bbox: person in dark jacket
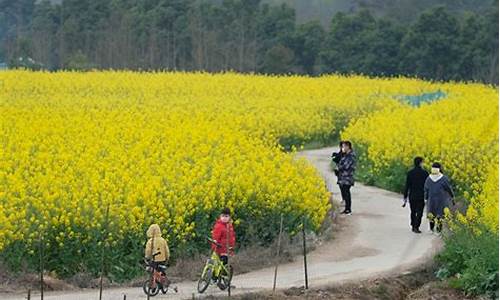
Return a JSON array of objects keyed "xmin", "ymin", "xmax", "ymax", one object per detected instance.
[
  {"xmin": 403, "ymin": 157, "xmax": 429, "ymax": 233},
  {"xmin": 337, "ymin": 141, "xmax": 356, "ymax": 215},
  {"xmin": 424, "ymin": 162, "xmax": 455, "ymax": 233}
]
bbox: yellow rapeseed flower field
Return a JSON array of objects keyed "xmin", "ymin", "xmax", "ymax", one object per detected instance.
[{"xmin": 0, "ymin": 70, "xmax": 497, "ymax": 278}]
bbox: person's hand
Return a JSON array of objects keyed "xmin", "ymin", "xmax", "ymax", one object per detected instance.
[{"xmin": 402, "ymin": 197, "xmax": 408, "ymax": 207}]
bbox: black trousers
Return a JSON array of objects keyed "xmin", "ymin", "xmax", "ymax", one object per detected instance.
[
  {"xmin": 219, "ymin": 255, "xmax": 228, "ymax": 265},
  {"xmin": 218, "ymin": 255, "xmax": 229, "ymax": 276},
  {"xmin": 409, "ymin": 200, "xmax": 424, "ymax": 229},
  {"xmin": 152, "ymin": 261, "xmax": 167, "ymax": 275},
  {"xmin": 339, "ymin": 184, "xmax": 352, "ymax": 212}
]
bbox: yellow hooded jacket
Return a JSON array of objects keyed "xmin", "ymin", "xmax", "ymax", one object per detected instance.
[{"xmin": 145, "ymin": 224, "xmax": 170, "ymax": 262}]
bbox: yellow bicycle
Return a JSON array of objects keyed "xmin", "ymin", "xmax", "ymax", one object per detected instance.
[{"xmin": 197, "ymin": 237, "xmax": 233, "ymax": 293}]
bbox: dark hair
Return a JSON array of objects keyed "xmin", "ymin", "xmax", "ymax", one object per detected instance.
[
  {"xmin": 432, "ymin": 162, "xmax": 442, "ymax": 170},
  {"xmin": 342, "ymin": 141, "xmax": 352, "ymax": 149},
  {"xmin": 414, "ymin": 157, "xmax": 424, "ymax": 167},
  {"xmin": 221, "ymin": 207, "xmax": 231, "ymax": 216}
]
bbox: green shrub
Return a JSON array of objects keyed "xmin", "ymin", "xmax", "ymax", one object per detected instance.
[{"xmin": 436, "ymin": 224, "xmax": 499, "ymax": 299}]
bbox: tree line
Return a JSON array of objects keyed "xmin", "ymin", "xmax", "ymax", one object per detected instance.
[{"xmin": 0, "ymin": 0, "xmax": 498, "ymax": 83}]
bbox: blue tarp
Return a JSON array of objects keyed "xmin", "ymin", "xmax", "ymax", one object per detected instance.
[{"xmin": 395, "ymin": 90, "xmax": 447, "ymax": 106}]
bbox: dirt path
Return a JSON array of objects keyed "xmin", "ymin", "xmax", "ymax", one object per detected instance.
[{"xmin": 2, "ymin": 147, "xmax": 441, "ymax": 300}]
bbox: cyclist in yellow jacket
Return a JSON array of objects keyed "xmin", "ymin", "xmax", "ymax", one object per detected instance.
[{"xmin": 145, "ymin": 224, "xmax": 170, "ymax": 275}]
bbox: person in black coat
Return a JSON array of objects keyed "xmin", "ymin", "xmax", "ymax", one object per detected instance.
[
  {"xmin": 403, "ymin": 157, "xmax": 429, "ymax": 233},
  {"xmin": 337, "ymin": 141, "xmax": 356, "ymax": 215}
]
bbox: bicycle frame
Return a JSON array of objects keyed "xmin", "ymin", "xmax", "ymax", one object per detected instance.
[
  {"xmin": 198, "ymin": 237, "xmax": 234, "ymax": 294},
  {"xmin": 202, "ymin": 251, "xmax": 230, "ymax": 279},
  {"xmin": 145, "ymin": 259, "xmax": 168, "ymax": 288},
  {"xmin": 149, "ymin": 269, "xmax": 163, "ymax": 287}
]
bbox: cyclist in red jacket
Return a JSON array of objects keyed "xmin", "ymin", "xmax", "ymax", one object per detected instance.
[{"xmin": 211, "ymin": 207, "xmax": 236, "ymax": 267}]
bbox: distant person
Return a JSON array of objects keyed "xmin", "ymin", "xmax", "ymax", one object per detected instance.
[
  {"xmin": 424, "ymin": 162, "xmax": 455, "ymax": 233},
  {"xmin": 403, "ymin": 157, "xmax": 429, "ymax": 233},
  {"xmin": 337, "ymin": 141, "xmax": 356, "ymax": 215}
]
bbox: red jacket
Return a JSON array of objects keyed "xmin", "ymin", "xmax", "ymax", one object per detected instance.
[{"xmin": 211, "ymin": 219, "xmax": 236, "ymax": 255}]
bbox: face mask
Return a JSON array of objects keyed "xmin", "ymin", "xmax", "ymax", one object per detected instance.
[{"xmin": 431, "ymin": 167, "xmax": 440, "ymax": 174}]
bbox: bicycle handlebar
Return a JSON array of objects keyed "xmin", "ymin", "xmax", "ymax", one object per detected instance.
[
  {"xmin": 144, "ymin": 252, "xmax": 161, "ymax": 262},
  {"xmin": 207, "ymin": 237, "xmax": 221, "ymax": 247},
  {"xmin": 207, "ymin": 237, "xmax": 234, "ymax": 251}
]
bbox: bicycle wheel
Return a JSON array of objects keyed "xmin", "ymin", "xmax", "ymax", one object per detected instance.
[
  {"xmin": 197, "ymin": 265, "xmax": 212, "ymax": 293},
  {"xmin": 143, "ymin": 279, "xmax": 160, "ymax": 296}
]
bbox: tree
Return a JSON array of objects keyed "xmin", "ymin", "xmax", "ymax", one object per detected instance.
[
  {"xmin": 363, "ymin": 19, "xmax": 404, "ymax": 76},
  {"xmin": 256, "ymin": 3, "xmax": 296, "ymax": 72},
  {"xmin": 1, "ymin": 0, "xmax": 496, "ymax": 83},
  {"xmin": 0, "ymin": 0, "xmax": 36, "ymax": 63},
  {"xmin": 31, "ymin": 1, "xmax": 59, "ymax": 68},
  {"xmin": 261, "ymin": 44, "xmax": 294, "ymax": 74},
  {"xmin": 458, "ymin": 10, "xmax": 498, "ymax": 83},
  {"xmin": 291, "ymin": 20, "xmax": 325, "ymax": 75},
  {"xmin": 399, "ymin": 6, "xmax": 462, "ymax": 81},
  {"xmin": 320, "ymin": 10, "xmax": 378, "ymax": 74}
]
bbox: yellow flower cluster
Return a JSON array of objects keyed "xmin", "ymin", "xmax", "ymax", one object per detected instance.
[
  {"xmin": 461, "ymin": 163, "xmax": 499, "ymax": 233},
  {"xmin": 342, "ymin": 82, "xmax": 498, "ymax": 232}
]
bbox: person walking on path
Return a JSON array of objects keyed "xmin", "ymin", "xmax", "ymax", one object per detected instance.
[
  {"xmin": 424, "ymin": 162, "xmax": 455, "ymax": 233},
  {"xmin": 337, "ymin": 141, "xmax": 356, "ymax": 215},
  {"xmin": 403, "ymin": 157, "xmax": 429, "ymax": 233}
]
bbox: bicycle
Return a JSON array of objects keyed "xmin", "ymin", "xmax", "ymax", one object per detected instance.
[
  {"xmin": 142, "ymin": 252, "xmax": 178, "ymax": 296},
  {"xmin": 197, "ymin": 237, "xmax": 234, "ymax": 294}
]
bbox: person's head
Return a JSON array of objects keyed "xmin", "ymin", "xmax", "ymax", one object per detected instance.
[
  {"xmin": 147, "ymin": 224, "xmax": 162, "ymax": 238},
  {"xmin": 220, "ymin": 207, "xmax": 231, "ymax": 223},
  {"xmin": 414, "ymin": 157, "xmax": 424, "ymax": 167},
  {"xmin": 431, "ymin": 162, "xmax": 442, "ymax": 174},
  {"xmin": 341, "ymin": 141, "xmax": 352, "ymax": 153}
]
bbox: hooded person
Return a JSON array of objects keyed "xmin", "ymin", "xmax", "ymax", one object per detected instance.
[
  {"xmin": 424, "ymin": 162, "xmax": 455, "ymax": 233},
  {"xmin": 211, "ymin": 207, "xmax": 236, "ymax": 266},
  {"xmin": 145, "ymin": 224, "xmax": 170, "ymax": 274}
]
